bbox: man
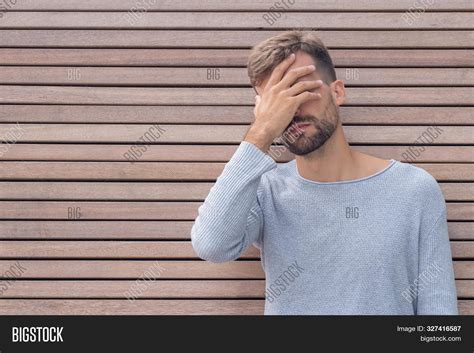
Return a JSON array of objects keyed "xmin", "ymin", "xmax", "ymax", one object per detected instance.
[{"xmin": 191, "ymin": 31, "xmax": 458, "ymax": 315}]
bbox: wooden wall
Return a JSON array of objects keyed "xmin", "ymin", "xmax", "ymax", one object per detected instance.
[{"xmin": 0, "ymin": 0, "xmax": 472, "ymax": 315}]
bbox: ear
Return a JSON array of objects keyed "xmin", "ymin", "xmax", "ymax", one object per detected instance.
[{"xmin": 330, "ymin": 80, "xmax": 346, "ymax": 106}]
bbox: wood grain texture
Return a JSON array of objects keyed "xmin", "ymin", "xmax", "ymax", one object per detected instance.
[
  {"xmin": 0, "ymin": 240, "xmax": 469, "ymax": 258},
  {"xmin": 0, "ymin": 125, "xmax": 470, "ymax": 143},
  {"xmin": 0, "ymin": 30, "xmax": 471, "ymax": 48},
  {"xmin": 0, "ymin": 163, "xmax": 470, "ymax": 181},
  {"xmin": 3, "ymin": 0, "xmax": 472, "ymax": 11},
  {"xmin": 0, "ymin": 12, "xmax": 472, "ymax": 30},
  {"xmin": 0, "ymin": 202, "xmax": 470, "ymax": 220},
  {"xmin": 0, "ymin": 2, "xmax": 471, "ymax": 315},
  {"xmin": 1, "ymin": 106, "xmax": 472, "ymax": 124},
  {"xmin": 0, "ymin": 299, "xmax": 472, "ymax": 315},
  {"xmin": 1, "ymin": 67, "xmax": 472, "ymax": 85},
  {"xmin": 0, "ymin": 221, "xmax": 471, "ymax": 240},
  {"xmin": 0, "ymin": 182, "xmax": 471, "ymax": 201},
  {"xmin": 1, "ymin": 145, "xmax": 473, "ymax": 163},
  {"xmin": 1, "ymin": 280, "xmax": 473, "ymax": 298},
  {"xmin": 1, "ymin": 49, "xmax": 472, "ymax": 67},
  {"xmin": 1, "ymin": 260, "xmax": 473, "ymax": 279},
  {"xmin": 0, "ymin": 86, "xmax": 471, "ymax": 105}
]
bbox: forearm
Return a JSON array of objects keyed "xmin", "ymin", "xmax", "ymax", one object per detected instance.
[{"xmin": 191, "ymin": 141, "xmax": 276, "ymax": 262}]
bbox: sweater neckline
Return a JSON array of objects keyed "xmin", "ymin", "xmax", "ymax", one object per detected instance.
[{"xmin": 291, "ymin": 158, "xmax": 398, "ymax": 186}]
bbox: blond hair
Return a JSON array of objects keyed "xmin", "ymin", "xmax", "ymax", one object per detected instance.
[{"xmin": 247, "ymin": 31, "xmax": 337, "ymax": 87}]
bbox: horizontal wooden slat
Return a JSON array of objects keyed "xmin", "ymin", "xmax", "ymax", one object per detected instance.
[
  {"xmin": 0, "ymin": 202, "xmax": 469, "ymax": 220},
  {"xmin": 0, "ymin": 49, "xmax": 472, "ymax": 67},
  {"xmin": 1, "ymin": 260, "xmax": 472, "ymax": 279},
  {"xmin": 1, "ymin": 12, "xmax": 472, "ymax": 29},
  {"xmin": 1, "ymin": 106, "xmax": 472, "ymax": 124},
  {"xmin": 0, "ymin": 221, "xmax": 194, "ymax": 239},
  {"xmin": 1, "ymin": 145, "xmax": 473, "ymax": 163},
  {"xmin": 0, "ymin": 241, "xmax": 260, "ymax": 259},
  {"xmin": 0, "ymin": 221, "xmax": 471, "ymax": 240},
  {"xmin": 0, "ymin": 31, "xmax": 471, "ymax": 48},
  {"xmin": 451, "ymin": 242, "xmax": 474, "ymax": 258},
  {"xmin": 0, "ymin": 125, "xmax": 470, "ymax": 143},
  {"xmin": 1, "ymin": 280, "xmax": 473, "ymax": 298},
  {"xmin": 440, "ymin": 184, "xmax": 474, "ymax": 201},
  {"xmin": 0, "ymin": 299, "xmax": 264, "ymax": 315},
  {"xmin": 458, "ymin": 300, "xmax": 474, "ymax": 314},
  {"xmin": 0, "ymin": 182, "xmax": 471, "ymax": 201},
  {"xmin": 0, "ymin": 280, "xmax": 265, "ymax": 298},
  {"xmin": 0, "ymin": 240, "xmax": 469, "ymax": 258},
  {"xmin": 1, "ymin": 67, "xmax": 472, "ymax": 86},
  {"xmin": 0, "ymin": 163, "xmax": 470, "ymax": 181},
  {"xmin": 4, "ymin": 0, "xmax": 473, "ymax": 11},
  {"xmin": 0, "ymin": 299, "xmax": 472, "ymax": 315},
  {"xmin": 457, "ymin": 280, "xmax": 474, "ymax": 298},
  {"xmin": 1, "ymin": 86, "xmax": 472, "ymax": 105},
  {"xmin": 0, "ymin": 260, "xmax": 265, "ymax": 278}
]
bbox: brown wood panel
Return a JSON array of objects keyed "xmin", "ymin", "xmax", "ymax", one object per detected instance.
[
  {"xmin": 1, "ymin": 145, "xmax": 473, "ymax": 163},
  {"xmin": 0, "ymin": 30, "xmax": 470, "ymax": 48},
  {"xmin": 0, "ymin": 12, "xmax": 472, "ymax": 29},
  {"xmin": 451, "ymin": 242, "xmax": 474, "ymax": 258},
  {"xmin": 0, "ymin": 280, "xmax": 266, "ymax": 298},
  {"xmin": 0, "ymin": 299, "xmax": 472, "ymax": 315},
  {"xmin": 0, "ymin": 163, "xmax": 470, "ymax": 181},
  {"xmin": 0, "ymin": 1, "xmax": 470, "ymax": 316},
  {"xmin": 0, "ymin": 182, "xmax": 471, "ymax": 201},
  {"xmin": 0, "ymin": 124, "xmax": 470, "ymax": 144},
  {"xmin": 1, "ymin": 106, "xmax": 472, "ymax": 124},
  {"xmin": 0, "ymin": 201, "xmax": 469, "ymax": 220},
  {"xmin": 0, "ymin": 49, "xmax": 472, "ymax": 67},
  {"xmin": 0, "ymin": 260, "xmax": 266, "ymax": 279},
  {"xmin": 1, "ymin": 67, "xmax": 472, "ymax": 86},
  {"xmin": 0, "ymin": 299, "xmax": 264, "ymax": 315},
  {"xmin": 1, "ymin": 260, "xmax": 473, "ymax": 279},
  {"xmin": 0, "ymin": 241, "xmax": 260, "ymax": 259},
  {"xmin": 0, "ymin": 240, "xmax": 468, "ymax": 258},
  {"xmin": 0, "ymin": 221, "xmax": 194, "ymax": 239},
  {"xmin": 458, "ymin": 300, "xmax": 474, "ymax": 315},
  {"xmin": 0, "ymin": 86, "xmax": 471, "ymax": 105},
  {"xmin": 4, "ymin": 0, "xmax": 473, "ymax": 11},
  {"xmin": 457, "ymin": 280, "xmax": 474, "ymax": 298},
  {"xmin": 0, "ymin": 221, "xmax": 471, "ymax": 240},
  {"xmin": 1, "ymin": 280, "xmax": 473, "ymax": 298}
]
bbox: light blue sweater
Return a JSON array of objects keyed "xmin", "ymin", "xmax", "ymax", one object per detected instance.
[{"xmin": 191, "ymin": 141, "xmax": 458, "ymax": 315}]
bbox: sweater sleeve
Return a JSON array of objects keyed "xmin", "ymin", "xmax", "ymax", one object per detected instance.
[
  {"xmin": 191, "ymin": 141, "xmax": 277, "ymax": 263},
  {"xmin": 416, "ymin": 206, "xmax": 458, "ymax": 315}
]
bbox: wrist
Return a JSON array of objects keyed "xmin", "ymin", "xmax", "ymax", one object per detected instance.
[{"xmin": 244, "ymin": 124, "xmax": 274, "ymax": 153}]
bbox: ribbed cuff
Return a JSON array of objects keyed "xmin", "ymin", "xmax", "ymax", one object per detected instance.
[{"xmin": 225, "ymin": 141, "xmax": 277, "ymax": 176}]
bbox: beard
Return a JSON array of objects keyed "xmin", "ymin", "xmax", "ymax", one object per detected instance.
[{"xmin": 280, "ymin": 97, "xmax": 339, "ymax": 156}]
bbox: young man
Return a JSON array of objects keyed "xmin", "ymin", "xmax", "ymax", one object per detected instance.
[{"xmin": 191, "ymin": 31, "xmax": 458, "ymax": 315}]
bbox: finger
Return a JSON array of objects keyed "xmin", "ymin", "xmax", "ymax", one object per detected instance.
[
  {"xmin": 264, "ymin": 53, "xmax": 296, "ymax": 90},
  {"xmin": 284, "ymin": 80, "xmax": 323, "ymax": 97},
  {"xmin": 293, "ymin": 91, "xmax": 321, "ymax": 106},
  {"xmin": 276, "ymin": 64, "xmax": 316, "ymax": 91}
]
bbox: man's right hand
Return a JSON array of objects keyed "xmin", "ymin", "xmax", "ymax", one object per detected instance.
[{"xmin": 244, "ymin": 53, "xmax": 323, "ymax": 153}]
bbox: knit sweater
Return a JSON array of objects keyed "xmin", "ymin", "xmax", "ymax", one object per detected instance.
[{"xmin": 191, "ymin": 141, "xmax": 458, "ymax": 315}]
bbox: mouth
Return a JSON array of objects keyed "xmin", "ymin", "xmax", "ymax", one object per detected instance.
[{"xmin": 287, "ymin": 122, "xmax": 311, "ymax": 136}]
